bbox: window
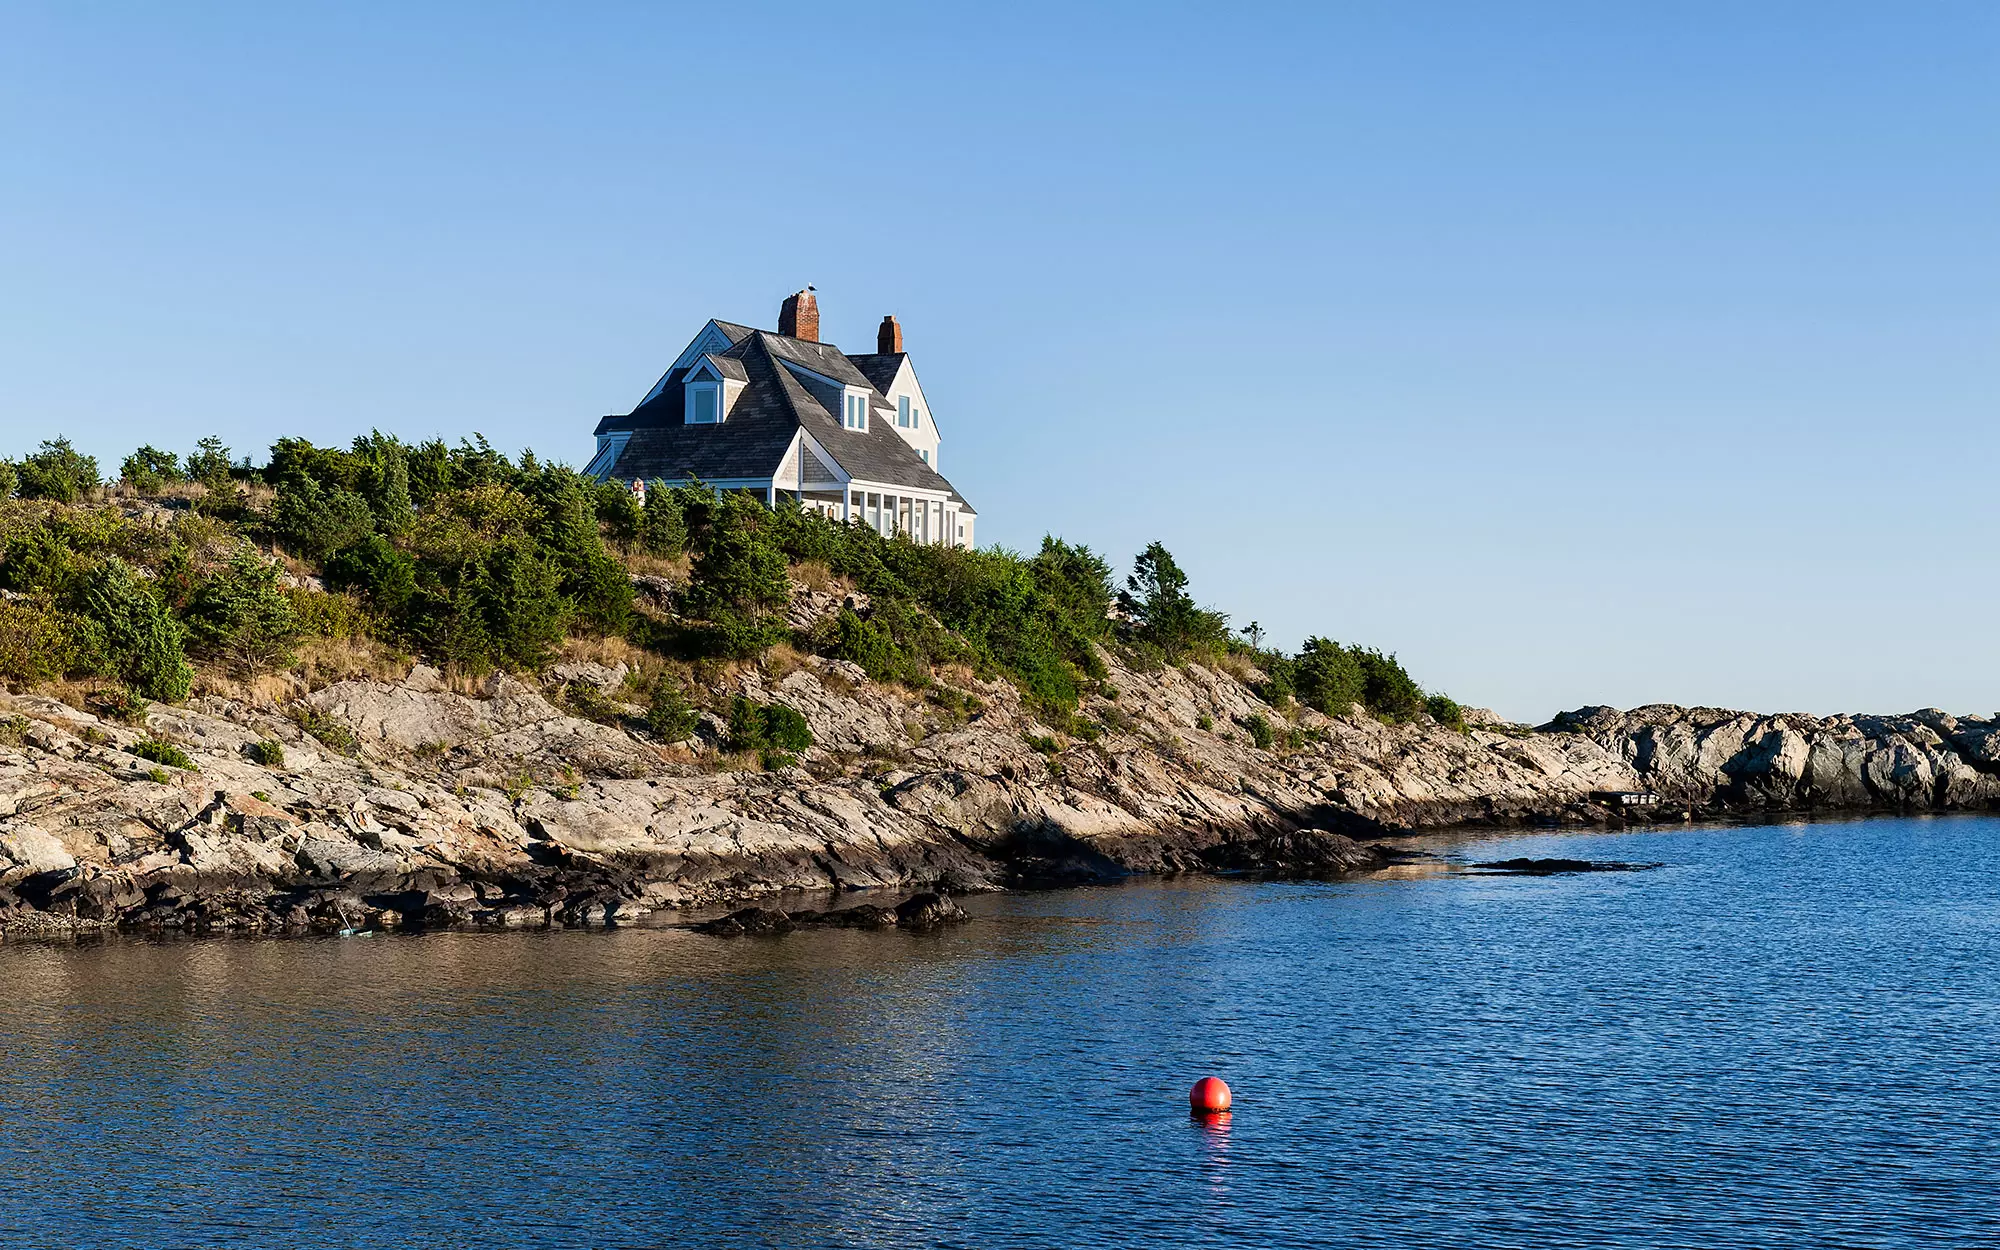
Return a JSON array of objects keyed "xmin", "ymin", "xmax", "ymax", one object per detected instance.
[
  {"xmin": 693, "ymin": 388, "xmax": 717, "ymax": 423},
  {"xmin": 919, "ymin": 449, "xmax": 929, "ymax": 464},
  {"xmin": 898, "ymin": 396, "xmax": 911, "ymax": 427},
  {"xmin": 844, "ymin": 392, "xmax": 868, "ymax": 431}
]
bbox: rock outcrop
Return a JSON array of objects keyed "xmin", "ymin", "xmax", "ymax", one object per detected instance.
[
  {"xmin": 2, "ymin": 651, "xmax": 1993, "ymax": 936},
  {"xmin": 1545, "ymin": 705, "xmax": 2000, "ymax": 812}
]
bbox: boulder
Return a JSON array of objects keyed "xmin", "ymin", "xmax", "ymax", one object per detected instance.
[{"xmin": 894, "ymin": 892, "xmax": 967, "ymax": 930}]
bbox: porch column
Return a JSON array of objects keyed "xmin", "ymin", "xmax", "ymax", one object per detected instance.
[{"xmin": 842, "ymin": 484, "xmax": 851, "ymax": 523}]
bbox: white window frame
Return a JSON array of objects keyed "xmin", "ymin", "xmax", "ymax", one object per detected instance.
[
  {"xmin": 898, "ymin": 396, "xmax": 911, "ymax": 427},
  {"xmin": 843, "ymin": 389, "xmax": 870, "ymax": 432},
  {"xmin": 687, "ymin": 381, "xmax": 721, "ymax": 424}
]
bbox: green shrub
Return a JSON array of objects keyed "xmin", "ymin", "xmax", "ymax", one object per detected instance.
[
  {"xmin": 94, "ymin": 689, "xmax": 151, "ymax": 724},
  {"xmin": 284, "ymin": 587, "xmax": 375, "ymax": 641},
  {"xmin": 16, "ymin": 437, "xmax": 99, "ymax": 503},
  {"xmin": 270, "ymin": 477, "xmax": 376, "ymax": 562},
  {"xmin": 0, "ymin": 599, "xmax": 77, "ymax": 687},
  {"xmin": 1294, "ymin": 637, "xmax": 1363, "ymax": 716},
  {"xmin": 80, "ymin": 558, "xmax": 192, "ymax": 701},
  {"xmin": 1242, "ymin": 713, "xmax": 1275, "ymax": 750},
  {"xmin": 1116, "ymin": 542, "xmax": 1229, "ymax": 662},
  {"xmin": 728, "ymin": 696, "xmax": 812, "ymax": 767},
  {"xmin": 1023, "ymin": 733, "xmax": 1060, "ymax": 755},
  {"xmin": 1195, "ymin": 713, "xmax": 1214, "ymax": 732},
  {"xmin": 289, "ymin": 705, "xmax": 360, "ymax": 756},
  {"xmin": 646, "ymin": 681, "xmax": 699, "ymax": 742},
  {"xmin": 246, "ymin": 739, "xmax": 285, "ymax": 767},
  {"xmin": 1425, "ymin": 694, "xmax": 1466, "ymax": 732},
  {"xmin": 184, "ymin": 436, "xmax": 234, "ymax": 490},
  {"xmin": 1353, "ymin": 648, "xmax": 1425, "ymax": 723},
  {"xmin": 0, "ymin": 460, "xmax": 16, "ymax": 499},
  {"xmin": 130, "ymin": 737, "xmax": 195, "ymax": 770},
  {"xmin": 120, "ymin": 446, "xmax": 183, "ymax": 494},
  {"xmin": 0, "ymin": 715, "xmax": 27, "ymax": 746},
  {"xmin": 145, "ymin": 767, "xmax": 170, "ymax": 785},
  {"xmin": 182, "ymin": 546, "xmax": 301, "ymax": 675},
  {"xmin": 685, "ymin": 491, "xmax": 790, "ymax": 621},
  {"xmin": 641, "ymin": 481, "xmax": 687, "ymax": 556}
]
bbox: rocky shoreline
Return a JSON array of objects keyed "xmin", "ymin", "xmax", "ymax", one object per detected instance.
[{"xmin": 2, "ymin": 649, "xmax": 1995, "ymax": 938}]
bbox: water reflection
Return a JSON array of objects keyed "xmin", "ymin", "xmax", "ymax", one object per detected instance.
[{"xmin": 0, "ymin": 815, "xmax": 1993, "ymax": 1248}]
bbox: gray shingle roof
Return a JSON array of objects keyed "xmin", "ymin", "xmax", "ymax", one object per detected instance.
[
  {"xmin": 842, "ymin": 352, "xmax": 904, "ymax": 394},
  {"xmin": 591, "ymin": 326, "xmax": 974, "ymax": 512}
]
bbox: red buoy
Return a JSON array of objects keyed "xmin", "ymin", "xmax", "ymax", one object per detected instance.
[{"xmin": 1189, "ymin": 1076, "xmax": 1232, "ymax": 1114}]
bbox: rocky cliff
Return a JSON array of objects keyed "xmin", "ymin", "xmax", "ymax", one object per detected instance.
[{"xmin": 2, "ymin": 652, "xmax": 1995, "ymax": 935}]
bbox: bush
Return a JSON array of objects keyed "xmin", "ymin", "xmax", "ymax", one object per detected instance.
[
  {"xmin": 182, "ymin": 546, "xmax": 301, "ymax": 675},
  {"xmin": 685, "ymin": 491, "xmax": 790, "ymax": 621},
  {"xmin": 0, "ymin": 599, "xmax": 77, "ymax": 687},
  {"xmin": 728, "ymin": 696, "xmax": 812, "ymax": 767},
  {"xmin": 289, "ymin": 705, "xmax": 360, "ymax": 756},
  {"xmin": 641, "ymin": 481, "xmax": 687, "ymax": 556},
  {"xmin": 94, "ymin": 689, "xmax": 151, "ymax": 724},
  {"xmin": 270, "ymin": 477, "xmax": 376, "ymax": 562},
  {"xmin": 1242, "ymin": 713, "xmax": 1275, "ymax": 750},
  {"xmin": 185, "ymin": 436, "xmax": 234, "ymax": 490},
  {"xmin": 1293, "ymin": 637, "xmax": 1364, "ymax": 716},
  {"xmin": 646, "ymin": 681, "xmax": 698, "ymax": 742},
  {"xmin": 16, "ymin": 438, "xmax": 100, "ymax": 503},
  {"xmin": 80, "ymin": 558, "xmax": 192, "ymax": 701},
  {"xmin": 0, "ymin": 460, "xmax": 16, "ymax": 499},
  {"xmin": 1353, "ymin": 648, "xmax": 1425, "ymax": 723},
  {"xmin": 130, "ymin": 738, "xmax": 195, "ymax": 770},
  {"xmin": 120, "ymin": 446, "xmax": 183, "ymax": 494},
  {"xmin": 1116, "ymin": 542, "xmax": 1229, "ymax": 662},
  {"xmin": 246, "ymin": 739, "xmax": 285, "ymax": 767},
  {"xmin": 1425, "ymin": 694, "xmax": 1466, "ymax": 732}
]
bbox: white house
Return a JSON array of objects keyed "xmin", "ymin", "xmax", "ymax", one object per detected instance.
[{"xmin": 586, "ymin": 289, "xmax": 976, "ymax": 547}]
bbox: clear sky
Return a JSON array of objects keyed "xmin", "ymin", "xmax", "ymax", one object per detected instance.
[{"xmin": 2, "ymin": 2, "xmax": 1993, "ymax": 721}]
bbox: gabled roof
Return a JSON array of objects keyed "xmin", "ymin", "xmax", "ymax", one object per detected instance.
[
  {"xmin": 592, "ymin": 325, "xmax": 973, "ymax": 508},
  {"xmin": 843, "ymin": 352, "xmax": 905, "ymax": 395}
]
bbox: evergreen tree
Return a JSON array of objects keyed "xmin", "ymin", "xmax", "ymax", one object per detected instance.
[
  {"xmin": 1117, "ymin": 542, "xmax": 1227, "ymax": 661},
  {"xmin": 80, "ymin": 558, "xmax": 192, "ymax": 701},
  {"xmin": 685, "ymin": 491, "xmax": 790, "ymax": 620},
  {"xmin": 120, "ymin": 446, "xmax": 182, "ymax": 494},
  {"xmin": 185, "ymin": 436, "xmax": 234, "ymax": 488},
  {"xmin": 353, "ymin": 431, "xmax": 416, "ymax": 535},
  {"xmin": 271, "ymin": 476, "xmax": 376, "ymax": 561},
  {"xmin": 183, "ymin": 547, "xmax": 301, "ymax": 675},
  {"xmin": 16, "ymin": 437, "xmax": 100, "ymax": 503}
]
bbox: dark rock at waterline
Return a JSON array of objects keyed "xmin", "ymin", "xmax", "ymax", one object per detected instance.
[
  {"xmin": 1469, "ymin": 857, "xmax": 1663, "ymax": 875},
  {"xmin": 697, "ymin": 907, "xmax": 794, "ymax": 936},
  {"xmin": 696, "ymin": 895, "xmax": 966, "ymax": 936},
  {"xmin": 893, "ymin": 892, "xmax": 967, "ymax": 930}
]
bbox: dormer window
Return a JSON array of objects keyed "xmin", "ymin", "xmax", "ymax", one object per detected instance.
[
  {"xmin": 687, "ymin": 381, "xmax": 721, "ymax": 424},
  {"xmin": 843, "ymin": 391, "xmax": 869, "ymax": 431}
]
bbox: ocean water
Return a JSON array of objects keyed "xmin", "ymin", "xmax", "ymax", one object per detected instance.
[{"xmin": 1, "ymin": 814, "xmax": 1997, "ymax": 1248}]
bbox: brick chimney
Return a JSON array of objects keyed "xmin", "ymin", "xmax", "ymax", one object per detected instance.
[
  {"xmin": 778, "ymin": 288, "xmax": 819, "ymax": 342},
  {"xmin": 877, "ymin": 315, "xmax": 903, "ymax": 354}
]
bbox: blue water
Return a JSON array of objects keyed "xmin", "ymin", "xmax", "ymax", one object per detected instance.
[{"xmin": 1, "ymin": 815, "xmax": 1997, "ymax": 1248}]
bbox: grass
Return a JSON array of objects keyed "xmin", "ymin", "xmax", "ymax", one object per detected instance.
[
  {"xmin": 130, "ymin": 737, "xmax": 196, "ymax": 770},
  {"xmin": 288, "ymin": 704, "xmax": 361, "ymax": 755}
]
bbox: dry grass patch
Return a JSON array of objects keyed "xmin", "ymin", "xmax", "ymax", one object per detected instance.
[
  {"xmin": 790, "ymin": 560, "xmax": 835, "ymax": 593},
  {"xmin": 624, "ymin": 551, "xmax": 691, "ymax": 581},
  {"xmin": 558, "ymin": 634, "xmax": 645, "ymax": 671},
  {"xmin": 759, "ymin": 642, "xmax": 808, "ymax": 682}
]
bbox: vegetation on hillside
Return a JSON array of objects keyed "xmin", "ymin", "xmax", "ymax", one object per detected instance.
[{"xmin": 0, "ymin": 433, "xmax": 1463, "ymax": 740}]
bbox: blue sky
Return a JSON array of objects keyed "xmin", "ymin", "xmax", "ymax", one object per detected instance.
[{"xmin": 2, "ymin": 2, "xmax": 1993, "ymax": 720}]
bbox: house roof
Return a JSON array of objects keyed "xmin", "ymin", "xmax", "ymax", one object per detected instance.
[
  {"xmin": 843, "ymin": 352, "xmax": 905, "ymax": 395},
  {"xmin": 593, "ymin": 326, "xmax": 974, "ymax": 511}
]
